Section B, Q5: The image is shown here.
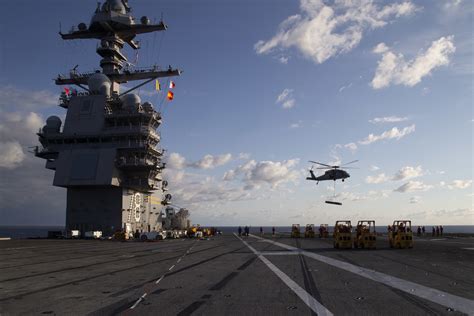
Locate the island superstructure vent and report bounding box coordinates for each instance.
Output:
[35,0,181,236]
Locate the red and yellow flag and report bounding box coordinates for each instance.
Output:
[167,91,174,101]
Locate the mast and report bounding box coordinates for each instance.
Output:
[56,0,180,93]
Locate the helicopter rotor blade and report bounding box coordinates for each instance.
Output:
[341,160,359,166]
[309,161,333,168]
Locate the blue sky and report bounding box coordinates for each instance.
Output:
[0,0,472,226]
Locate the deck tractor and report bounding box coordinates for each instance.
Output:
[305,224,315,238]
[354,220,376,249]
[389,220,414,249]
[333,221,353,249]
[319,224,329,238]
[291,224,301,238]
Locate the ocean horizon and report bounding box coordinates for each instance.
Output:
[1,225,473,239]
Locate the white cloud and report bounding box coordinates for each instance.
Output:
[0,86,58,110]
[369,165,380,171]
[344,142,358,152]
[406,208,474,223]
[432,208,473,218]
[0,111,44,144]
[330,189,389,202]
[278,56,289,64]
[369,116,409,124]
[166,153,233,170]
[255,0,418,64]
[276,88,293,103]
[447,179,472,189]
[392,165,423,181]
[366,173,390,184]
[226,159,301,189]
[283,99,296,109]
[236,160,258,174]
[163,166,256,209]
[247,159,300,188]
[421,87,430,95]
[0,110,47,170]
[394,180,433,193]
[222,170,236,181]
[290,123,301,129]
[162,168,185,184]
[167,174,252,206]
[333,191,367,202]
[0,141,25,169]
[368,190,390,199]
[359,124,415,145]
[372,43,389,54]
[338,82,352,93]
[409,196,421,204]
[366,166,423,183]
[371,36,456,89]
[190,153,232,169]
[276,89,296,109]
[166,152,187,170]
[238,153,251,160]
[444,0,463,10]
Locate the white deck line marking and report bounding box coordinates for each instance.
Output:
[250,234,474,315]
[235,234,333,316]
[130,240,196,310]
[1,246,35,250]
[261,251,301,255]
[417,239,474,245]
[155,275,165,284]
[130,297,143,309]
[177,258,182,263]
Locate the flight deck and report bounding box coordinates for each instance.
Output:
[1,234,473,315]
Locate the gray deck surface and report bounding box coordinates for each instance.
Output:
[1,234,473,315]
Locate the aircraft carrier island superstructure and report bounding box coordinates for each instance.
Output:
[34,0,181,236]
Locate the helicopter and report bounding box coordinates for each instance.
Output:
[306,160,358,205]
[306,160,358,184]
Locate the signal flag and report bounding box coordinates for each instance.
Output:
[64,87,70,95]
[155,80,161,91]
[169,81,175,89]
[167,91,174,101]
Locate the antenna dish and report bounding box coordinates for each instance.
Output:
[87,73,111,96]
[78,23,87,31]
[141,16,150,25]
